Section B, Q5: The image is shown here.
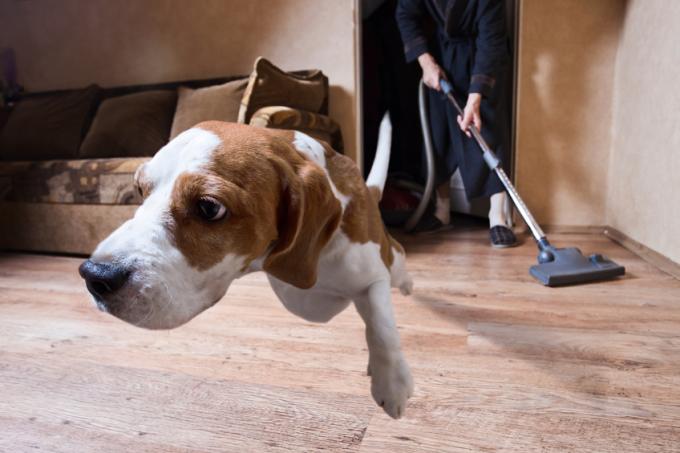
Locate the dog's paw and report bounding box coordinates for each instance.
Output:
[399,277,413,296]
[370,358,414,419]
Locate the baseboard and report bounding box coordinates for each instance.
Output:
[512,223,607,235]
[604,227,680,280]
[542,225,608,235]
[512,220,679,280]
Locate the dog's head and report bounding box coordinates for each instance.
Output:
[79,122,341,329]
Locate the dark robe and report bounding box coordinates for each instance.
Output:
[396,0,511,199]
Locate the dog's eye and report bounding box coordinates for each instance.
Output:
[196,197,228,221]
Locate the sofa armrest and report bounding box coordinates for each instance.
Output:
[249,106,343,152]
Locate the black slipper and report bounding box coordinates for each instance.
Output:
[490,225,517,248]
[412,213,453,234]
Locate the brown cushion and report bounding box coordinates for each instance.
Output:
[238,57,328,124]
[169,79,248,139]
[80,90,177,158]
[0,85,100,161]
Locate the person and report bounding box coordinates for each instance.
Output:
[396,0,517,247]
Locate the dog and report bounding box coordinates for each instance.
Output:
[79,113,414,418]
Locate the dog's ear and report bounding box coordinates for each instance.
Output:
[263,154,342,289]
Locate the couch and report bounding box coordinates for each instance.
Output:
[0,58,343,254]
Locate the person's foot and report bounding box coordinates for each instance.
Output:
[489,225,517,248]
[413,213,453,234]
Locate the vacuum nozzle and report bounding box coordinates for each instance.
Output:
[530,246,625,287]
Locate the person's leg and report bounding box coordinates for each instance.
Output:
[450,60,515,246]
[434,180,451,225]
[488,191,516,248]
[489,191,508,228]
[455,112,516,246]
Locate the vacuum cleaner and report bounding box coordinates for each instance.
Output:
[408,78,625,287]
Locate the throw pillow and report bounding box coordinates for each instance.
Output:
[238,57,328,124]
[80,90,177,158]
[169,78,248,139]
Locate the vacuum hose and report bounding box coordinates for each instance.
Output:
[403,79,436,232]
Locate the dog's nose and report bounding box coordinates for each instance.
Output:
[79,260,129,300]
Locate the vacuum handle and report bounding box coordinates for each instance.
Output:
[438,79,549,247]
[439,80,500,170]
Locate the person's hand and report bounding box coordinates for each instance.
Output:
[457,93,482,137]
[417,53,445,91]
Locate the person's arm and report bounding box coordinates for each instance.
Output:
[470,0,509,98]
[417,53,446,91]
[395,0,429,63]
[396,0,445,91]
[458,0,509,135]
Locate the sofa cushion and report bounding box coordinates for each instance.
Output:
[238,57,328,124]
[169,78,248,139]
[80,90,177,158]
[0,85,100,161]
[0,157,148,205]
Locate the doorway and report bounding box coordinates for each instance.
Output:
[360,0,518,223]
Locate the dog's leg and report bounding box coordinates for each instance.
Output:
[354,279,413,418]
[389,247,413,296]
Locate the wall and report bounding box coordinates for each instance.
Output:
[607,0,680,263]
[0,0,359,160]
[515,0,625,226]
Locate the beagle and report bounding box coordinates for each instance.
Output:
[79,114,414,418]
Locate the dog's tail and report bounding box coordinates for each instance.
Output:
[365,111,392,202]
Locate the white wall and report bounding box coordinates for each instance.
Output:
[515,0,624,226]
[607,0,680,263]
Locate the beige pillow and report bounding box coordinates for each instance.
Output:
[170,78,248,139]
[80,90,177,158]
[238,57,328,125]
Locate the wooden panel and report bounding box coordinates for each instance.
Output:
[1,229,680,451]
[0,355,371,453]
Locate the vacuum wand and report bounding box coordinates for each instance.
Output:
[439,79,549,250]
[436,78,625,286]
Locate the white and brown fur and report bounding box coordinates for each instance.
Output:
[81,114,414,418]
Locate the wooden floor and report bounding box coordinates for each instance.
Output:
[1,228,680,452]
